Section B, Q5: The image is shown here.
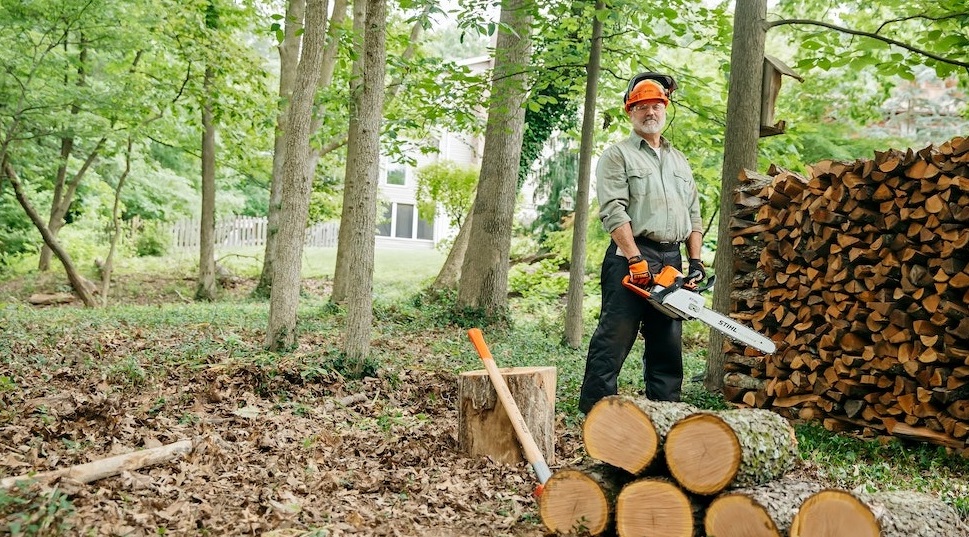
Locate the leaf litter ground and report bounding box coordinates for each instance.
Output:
[0,276,584,535]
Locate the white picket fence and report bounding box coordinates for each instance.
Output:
[170,216,339,249]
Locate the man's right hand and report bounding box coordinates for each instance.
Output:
[628,255,651,286]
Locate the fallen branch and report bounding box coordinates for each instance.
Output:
[1,438,195,489]
[338,393,368,406]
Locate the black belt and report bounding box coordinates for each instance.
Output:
[638,237,681,252]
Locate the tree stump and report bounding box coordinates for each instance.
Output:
[457,366,555,465]
[583,395,697,474]
[791,488,969,537]
[538,463,632,535]
[704,478,825,537]
[664,408,798,495]
[615,478,694,537]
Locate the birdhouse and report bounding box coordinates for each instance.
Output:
[760,55,803,137]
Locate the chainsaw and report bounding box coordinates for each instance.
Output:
[622,266,777,354]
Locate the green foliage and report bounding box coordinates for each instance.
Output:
[323,352,380,380]
[508,258,569,301]
[0,190,37,266]
[797,421,969,515]
[414,160,478,225]
[0,484,75,536]
[529,147,578,239]
[132,220,171,257]
[520,70,580,187]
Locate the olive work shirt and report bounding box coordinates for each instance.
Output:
[596,133,702,244]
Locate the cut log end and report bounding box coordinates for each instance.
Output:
[665,413,741,495]
[790,489,879,537]
[705,494,781,537]
[538,469,610,535]
[616,480,693,537]
[582,397,659,474]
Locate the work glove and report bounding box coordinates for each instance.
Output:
[628,255,652,286]
[686,258,706,284]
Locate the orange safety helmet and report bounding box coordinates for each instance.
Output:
[623,72,676,111]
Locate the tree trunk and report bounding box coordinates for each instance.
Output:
[705,478,825,537]
[330,0,368,305]
[664,408,797,495]
[99,137,134,306]
[4,161,97,307]
[196,64,218,301]
[538,463,632,536]
[39,137,105,272]
[430,196,475,290]
[707,0,768,393]
[582,395,697,475]
[338,0,387,365]
[255,0,306,298]
[40,136,74,272]
[266,0,329,350]
[564,0,603,348]
[456,0,532,317]
[40,41,89,271]
[457,366,556,465]
[615,479,696,537]
[791,489,968,537]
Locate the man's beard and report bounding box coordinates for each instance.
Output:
[636,114,665,134]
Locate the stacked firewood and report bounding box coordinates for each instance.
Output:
[537,395,966,536]
[724,136,969,452]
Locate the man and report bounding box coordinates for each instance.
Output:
[578,73,704,414]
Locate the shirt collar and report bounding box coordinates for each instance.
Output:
[625,132,669,152]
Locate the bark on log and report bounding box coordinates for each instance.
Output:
[790,488,969,537]
[705,478,825,537]
[1,438,196,489]
[537,463,632,535]
[457,366,556,465]
[615,478,696,537]
[664,408,798,495]
[582,395,697,474]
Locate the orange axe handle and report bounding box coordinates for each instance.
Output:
[467,328,552,492]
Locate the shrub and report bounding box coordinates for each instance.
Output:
[132,220,171,257]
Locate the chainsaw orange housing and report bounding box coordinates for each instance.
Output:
[622,266,696,300]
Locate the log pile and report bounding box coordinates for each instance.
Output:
[538,396,798,535]
[537,395,967,535]
[724,136,969,453]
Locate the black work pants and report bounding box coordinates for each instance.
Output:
[578,239,683,414]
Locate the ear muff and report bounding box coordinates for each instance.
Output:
[622,72,678,106]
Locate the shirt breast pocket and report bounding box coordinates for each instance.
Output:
[627,167,652,199]
[672,169,694,197]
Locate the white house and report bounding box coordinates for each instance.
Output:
[374,55,491,249]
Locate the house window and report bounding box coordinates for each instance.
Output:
[375,202,434,240]
[395,203,415,238]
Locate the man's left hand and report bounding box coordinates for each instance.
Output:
[687,258,706,284]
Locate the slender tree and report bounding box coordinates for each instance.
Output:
[196,1,220,301]
[266,0,329,350]
[705,0,767,391]
[564,0,603,348]
[456,0,533,317]
[339,0,388,366]
[255,0,306,298]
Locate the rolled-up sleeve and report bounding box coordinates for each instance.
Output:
[596,146,631,233]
